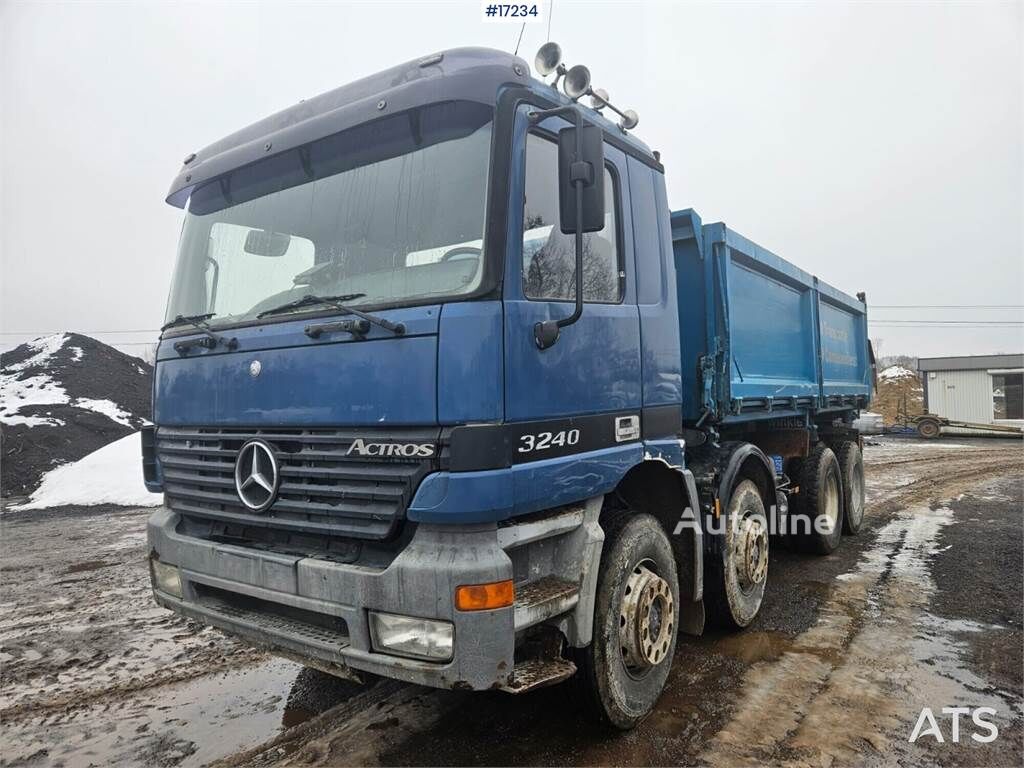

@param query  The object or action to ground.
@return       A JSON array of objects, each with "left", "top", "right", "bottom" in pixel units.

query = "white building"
[{"left": 918, "top": 354, "right": 1023, "bottom": 433}]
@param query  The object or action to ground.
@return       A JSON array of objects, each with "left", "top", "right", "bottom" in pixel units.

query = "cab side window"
[{"left": 521, "top": 133, "right": 621, "bottom": 303}]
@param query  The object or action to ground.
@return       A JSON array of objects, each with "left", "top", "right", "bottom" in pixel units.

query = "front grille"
[{"left": 156, "top": 426, "right": 441, "bottom": 540}]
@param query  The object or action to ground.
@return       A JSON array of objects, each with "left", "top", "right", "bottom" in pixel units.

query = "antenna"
[{"left": 513, "top": 23, "right": 526, "bottom": 57}]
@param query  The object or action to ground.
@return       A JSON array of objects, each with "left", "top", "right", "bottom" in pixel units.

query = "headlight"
[
  {"left": 369, "top": 612, "right": 453, "bottom": 661},
  {"left": 150, "top": 556, "right": 182, "bottom": 598}
]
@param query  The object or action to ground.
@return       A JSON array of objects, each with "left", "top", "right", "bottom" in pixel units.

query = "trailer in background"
[
  {"left": 912, "top": 413, "right": 1024, "bottom": 439},
  {"left": 918, "top": 354, "right": 1024, "bottom": 437}
]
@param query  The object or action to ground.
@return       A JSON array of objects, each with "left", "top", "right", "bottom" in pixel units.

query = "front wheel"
[{"left": 573, "top": 510, "right": 679, "bottom": 730}]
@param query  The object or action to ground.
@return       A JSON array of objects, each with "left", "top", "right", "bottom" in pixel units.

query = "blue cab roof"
[{"left": 167, "top": 47, "right": 658, "bottom": 207}]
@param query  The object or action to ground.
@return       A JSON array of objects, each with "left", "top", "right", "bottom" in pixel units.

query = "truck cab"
[{"left": 146, "top": 46, "right": 870, "bottom": 728}]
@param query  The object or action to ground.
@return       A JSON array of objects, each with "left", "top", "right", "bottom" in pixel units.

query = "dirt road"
[{"left": 2, "top": 438, "right": 1021, "bottom": 767}]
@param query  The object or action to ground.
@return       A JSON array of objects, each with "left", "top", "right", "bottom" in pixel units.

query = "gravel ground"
[{"left": 1, "top": 437, "right": 1021, "bottom": 767}]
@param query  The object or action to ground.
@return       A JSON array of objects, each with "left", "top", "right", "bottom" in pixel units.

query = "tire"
[
  {"left": 793, "top": 444, "right": 844, "bottom": 554},
  {"left": 573, "top": 510, "right": 679, "bottom": 730},
  {"left": 834, "top": 441, "right": 865, "bottom": 535},
  {"left": 705, "top": 479, "right": 769, "bottom": 630},
  {"left": 916, "top": 418, "right": 941, "bottom": 439}
]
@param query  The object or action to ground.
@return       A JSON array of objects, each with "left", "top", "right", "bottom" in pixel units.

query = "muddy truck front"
[{"left": 145, "top": 45, "right": 871, "bottom": 729}]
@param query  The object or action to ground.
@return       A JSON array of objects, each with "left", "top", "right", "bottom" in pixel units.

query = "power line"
[
  {"left": 869, "top": 320, "right": 1024, "bottom": 325},
  {"left": 870, "top": 304, "right": 1024, "bottom": 309},
  {"left": 92, "top": 341, "right": 157, "bottom": 346},
  {"left": 872, "top": 319, "right": 1024, "bottom": 325},
  {"left": 0, "top": 329, "right": 159, "bottom": 336}
]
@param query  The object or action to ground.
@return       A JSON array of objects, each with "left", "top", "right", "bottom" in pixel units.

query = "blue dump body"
[{"left": 671, "top": 209, "right": 872, "bottom": 425}]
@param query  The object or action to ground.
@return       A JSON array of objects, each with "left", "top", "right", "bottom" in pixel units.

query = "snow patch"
[
  {"left": 0, "top": 372, "right": 71, "bottom": 426},
  {"left": 72, "top": 398, "right": 136, "bottom": 427},
  {"left": 0, "top": 376, "right": 137, "bottom": 428},
  {"left": 11, "top": 432, "right": 161, "bottom": 510},
  {"left": 5, "top": 333, "right": 70, "bottom": 372},
  {"left": 1, "top": 413, "right": 66, "bottom": 428},
  {"left": 879, "top": 365, "right": 917, "bottom": 381},
  {"left": 1, "top": 334, "right": 75, "bottom": 426}
]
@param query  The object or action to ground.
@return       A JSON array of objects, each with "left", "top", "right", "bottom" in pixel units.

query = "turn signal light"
[{"left": 455, "top": 580, "right": 514, "bottom": 611}]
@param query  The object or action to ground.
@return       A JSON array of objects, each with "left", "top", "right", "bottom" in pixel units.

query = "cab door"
[{"left": 503, "top": 110, "right": 641, "bottom": 426}]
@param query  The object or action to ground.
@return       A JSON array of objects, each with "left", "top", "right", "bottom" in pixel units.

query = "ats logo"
[
  {"left": 909, "top": 707, "right": 998, "bottom": 744},
  {"left": 346, "top": 438, "right": 435, "bottom": 458}
]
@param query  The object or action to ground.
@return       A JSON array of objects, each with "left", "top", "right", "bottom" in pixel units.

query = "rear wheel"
[
  {"left": 573, "top": 510, "right": 679, "bottom": 730},
  {"left": 916, "top": 418, "right": 941, "bottom": 439},
  {"left": 834, "top": 441, "right": 865, "bottom": 534},
  {"left": 793, "top": 444, "right": 844, "bottom": 554},
  {"left": 705, "top": 479, "right": 769, "bottom": 630}
]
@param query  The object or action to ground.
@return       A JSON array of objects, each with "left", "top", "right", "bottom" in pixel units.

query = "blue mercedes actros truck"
[{"left": 145, "top": 46, "right": 873, "bottom": 728}]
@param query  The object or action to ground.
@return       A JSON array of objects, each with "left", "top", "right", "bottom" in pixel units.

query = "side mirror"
[
  {"left": 557, "top": 124, "right": 605, "bottom": 234},
  {"left": 529, "top": 105, "right": 606, "bottom": 350},
  {"left": 244, "top": 229, "right": 291, "bottom": 257}
]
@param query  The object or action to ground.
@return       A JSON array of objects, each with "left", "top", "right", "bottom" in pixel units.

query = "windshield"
[{"left": 164, "top": 101, "right": 493, "bottom": 329}]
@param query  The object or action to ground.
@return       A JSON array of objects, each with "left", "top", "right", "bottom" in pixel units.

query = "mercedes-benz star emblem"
[
  {"left": 249, "top": 360, "right": 262, "bottom": 377},
  {"left": 234, "top": 439, "right": 279, "bottom": 512}
]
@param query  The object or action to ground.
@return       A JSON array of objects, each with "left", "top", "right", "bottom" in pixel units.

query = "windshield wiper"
[
  {"left": 161, "top": 313, "right": 238, "bottom": 355},
  {"left": 257, "top": 294, "right": 405, "bottom": 337},
  {"left": 160, "top": 312, "right": 216, "bottom": 332},
  {"left": 256, "top": 293, "right": 365, "bottom": 318}
]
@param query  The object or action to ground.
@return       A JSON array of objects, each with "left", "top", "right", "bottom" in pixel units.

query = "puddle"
[
  {"left": 714, "top": 630, "right": 794, "bottom": 664},
  {"left": 62, "top": 559, "right": 116, "bottom": 574},
  {"left": 281, "top": 705, "right": 318, "bottom": 729},
  {"left": 4, "top": 657, "right": 303, "bottom": 767},
  {"left": 698, "top": 494, "right": 1021, "bottom": 767}
]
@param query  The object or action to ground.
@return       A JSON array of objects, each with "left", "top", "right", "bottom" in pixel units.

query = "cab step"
[
  {"left": 500, "top": 657, "right": 577, "bottom": 693},
  {"left": 513, "top": 576, "right": 579, "bottom": 630}
]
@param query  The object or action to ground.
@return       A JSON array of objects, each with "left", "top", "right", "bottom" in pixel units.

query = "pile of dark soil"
[{"left": 0, "top": 333, "right": 153, "bottom": 498}]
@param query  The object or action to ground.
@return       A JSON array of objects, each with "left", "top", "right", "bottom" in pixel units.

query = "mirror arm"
[
  {"left": 532, "top": 106, "right": 588, "bottom": 350},
  {"left": 204, "top": 256, "right": 220, "bottom": 314}
]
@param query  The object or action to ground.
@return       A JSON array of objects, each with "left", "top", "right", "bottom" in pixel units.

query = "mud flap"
[{"left": 679, "top": 597, "right": 706, "bottom": 636}]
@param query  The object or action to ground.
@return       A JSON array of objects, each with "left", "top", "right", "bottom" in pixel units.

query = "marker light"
[
  {"left": 455, "top": 580, "right": 515, "bottom": 611},
  {"left": 369, "top": 612, "right": 454, "bottom": 661},
  {"left": 534, "top": 42, "right": 562, "bottom": 76},
  {"left": 563, "top": 65, "right": 592, "bottom": 99}
]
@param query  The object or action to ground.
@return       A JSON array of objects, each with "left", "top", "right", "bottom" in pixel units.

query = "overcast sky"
[{"left": 1, "top": 0, "right": 1021, "bottom": 359}]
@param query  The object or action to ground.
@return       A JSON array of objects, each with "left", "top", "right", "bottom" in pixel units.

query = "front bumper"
[{"left": 147, "top": 507, "right": 515, "bottom": 690}]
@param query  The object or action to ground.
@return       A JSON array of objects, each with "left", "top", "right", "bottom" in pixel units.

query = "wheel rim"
[
  {"left": 822, "top": 473, "right": 840, "bottom": 533},
  {"left": 619, "top": 560, "right": 674, "bottom": 675},
  {"left": 731, "top": 512, "right": 768, "bottom": 593}
]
